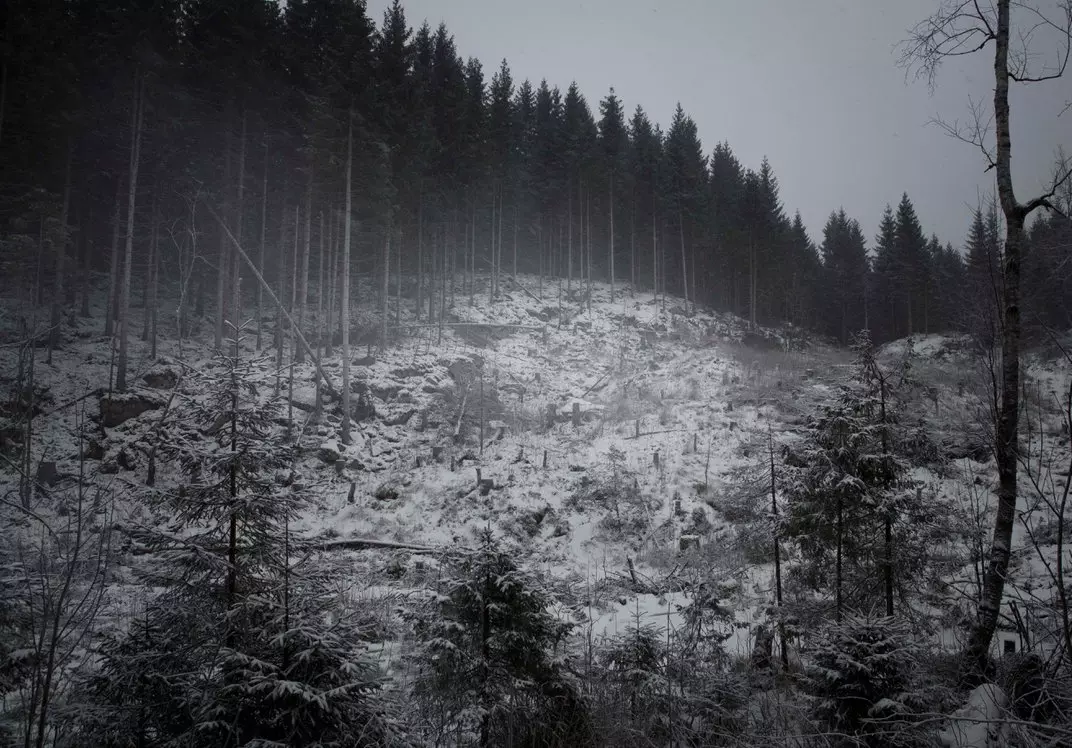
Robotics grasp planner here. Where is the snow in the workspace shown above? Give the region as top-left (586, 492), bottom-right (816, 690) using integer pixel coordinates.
top-left (7, 272), bottom-right (1072, 737)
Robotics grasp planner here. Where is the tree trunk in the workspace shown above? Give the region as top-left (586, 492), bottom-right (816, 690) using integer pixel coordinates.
top-left (341, 111), bottom-right (353, 446)
top-left (836, 494), bottom-right (843, 624)
top-left (652, 196), bottom-right (658, 305)
top-left (116, 72), bottom-right (144, 393)
top-left (325, 205), bottom-right (335, 358)
top-left (256, 142), bottom-right (269, 350)
top-left (141, 187), bottom-right (155, 343)
top-left (296, 171), bottom-right (312, 363)
top-left (396, 226), bottom-right (403, 326)
top-left (417, 191), bottom-right (423, 320)
top-left (274, 192), bottom-right (287, 397)
top-left (609, 175), bottom-right (615, 303)
top-left (105, 182), bottom-right (122, 337)
top-left (964, 0), bottom-right (1038, 672)
top-left (568, 184), bottom-right (573, 294)
top-left (48, 142), bottom-right (72, 358)
top-left (290, 205), bottom-right (299, 367)
top-left (316, 211), bottom-right (325, 415)
top-left (232, 110), bottom-right (246, 334)
top-left (381, 219), bottom-right (390, 348)
top-left (215, 125), bottom-right (232, 351)
top-left (770, 427), bottom-right (787, 668)
top-left (679, 208), bottom-right (688, 313)
top-left (149, 206), bottom-right (159, 359)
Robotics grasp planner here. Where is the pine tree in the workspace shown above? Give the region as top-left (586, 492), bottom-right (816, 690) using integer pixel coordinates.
top-left (820, 208), bottom-right (869, 344)
top-left (409, 531), bottom-right (589, 747)
top-left (74, 323), bottom-right (396, 746)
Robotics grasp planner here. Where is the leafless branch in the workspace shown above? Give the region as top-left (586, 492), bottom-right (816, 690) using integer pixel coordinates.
top-left (928, 98), bottom-right (998, 171)
top-left (899, 0), bottom-right (997, 88)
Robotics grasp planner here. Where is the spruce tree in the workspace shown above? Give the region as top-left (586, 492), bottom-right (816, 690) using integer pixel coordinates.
top-left (74, 323), bottom-right (396, 746)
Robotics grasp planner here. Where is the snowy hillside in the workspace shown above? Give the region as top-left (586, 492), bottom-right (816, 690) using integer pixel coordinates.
top-left (4, 273), bottom-right (1072, 745)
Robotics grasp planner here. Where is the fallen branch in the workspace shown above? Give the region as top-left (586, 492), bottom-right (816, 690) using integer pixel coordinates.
top-left (388, 322), bottom-right (545, 332)
top-left (579, 370), bottom-right (611, 399)
top-left (508, 275), bottom-right (542, 304)
top-left (454, 380), bottom-right (472, 439)
top-left (43, 387), bottom-right (105, 417)
top-left (626, 428), bottom-right (687, 440)
top-left (202, 199), bottom-right (339, 401)
top-left (316, 537), bottom-right (440, 554)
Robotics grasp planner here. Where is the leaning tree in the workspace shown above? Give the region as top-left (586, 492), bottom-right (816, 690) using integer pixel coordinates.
top-left (899, 0), bottom-right (1072, 673)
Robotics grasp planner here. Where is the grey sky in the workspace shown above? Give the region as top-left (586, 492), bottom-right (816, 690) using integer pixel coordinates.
top-left (367, 0), bottom-right (1071, 250)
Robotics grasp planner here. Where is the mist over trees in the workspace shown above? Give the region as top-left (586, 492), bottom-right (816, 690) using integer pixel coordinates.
top-left (5, 0), bottom-right (1069, 353)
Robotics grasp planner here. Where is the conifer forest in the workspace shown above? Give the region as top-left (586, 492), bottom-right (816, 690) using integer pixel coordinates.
top-left (2, 0), bottom-right (1072, 745)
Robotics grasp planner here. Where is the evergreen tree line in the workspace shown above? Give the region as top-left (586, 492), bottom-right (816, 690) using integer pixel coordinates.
top-left (3, 0), bottom-right (1071, 358)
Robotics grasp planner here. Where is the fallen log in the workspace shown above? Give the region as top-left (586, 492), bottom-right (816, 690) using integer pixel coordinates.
top-left (203, 200), bottom-right (339, 402)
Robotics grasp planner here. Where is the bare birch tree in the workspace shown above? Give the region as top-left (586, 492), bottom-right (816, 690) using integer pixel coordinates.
top-left (900, 0), bottom-right (1072, 672)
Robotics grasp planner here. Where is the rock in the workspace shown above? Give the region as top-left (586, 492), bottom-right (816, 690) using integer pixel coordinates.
top-left (383, 408), bottom-right (417, 427)
top-left (142, 365), bottom-right (179, 389)
top-left (679, 534), bottom-right (701, 552)
top-left (391, 366), bottom-right (423, 379)
top-left (99, 390), bottom-right (162, 427)
top-left (937, 684), bottom-right (1009, 748)
top-left (371, 383), bottom-right (402, 401)
top-left (116, 449), bottom-right (136, 471)
top-left (750, 624), bottom-right (774, 671)
top-left (36, 461), bottom-right (60, 488)
top-left (373, 482), bottom-right (400, 501)
top-left (318, 440), bottom-right (341, 463)
top-left (99, 459), bottom-right (118, 475)
top-left (85, 439), bottom-right (105, 460)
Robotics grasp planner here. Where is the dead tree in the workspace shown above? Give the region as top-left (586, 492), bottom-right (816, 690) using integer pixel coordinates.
top-left (900, 0), bottom-right (1072, 673)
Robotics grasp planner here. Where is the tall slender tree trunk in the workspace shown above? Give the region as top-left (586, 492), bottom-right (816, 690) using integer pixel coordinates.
top-left (769, 427), bottom-right (787, 668)
top-left (679, 208), bottom-right (688, 313)
top-left (79, 208), bottom-right (91, 318)
top-left (256, 142), bottom-right (269, 350)
top-left (396, 226), bottom-right (403, 326)
top-left (586, 189), bottom-right (592, 312)
top-left (488, 185), bottom-right (496, 305)
top-left (630, 191), bottom-right (636, 294)
top-left (568, 184), bottom-right (573, 294)
top-left (416, 190), bottom-right (423, 320)
top-left (381, 219), bottom-right (390, 348)
top-left (316, 211), bottom-right (325, 414)
top-left (512, 202), bottom-right (518, 282)
top-left (149, 205), bottom-right (159, 359)
top-left (340, 111), bottom-right (353, 446)
top-left (232, 110), bottom-right (246, 333)
top-left (290, 206), bottom-right (299, 365)
top-left (296, 169), bottom-right (312, 363)
top-left (274, 191), bottom-right (287, 397)
top-left (608, 175), bottom-right (615, 303)
top-left (141, 187), bottom-right (156, 342)
top-left (116, 72), bottom-right (144, 393)
top-left (325, 204), bottom-right (335, 358)
top-left (215, 125), bottom-right (233, 351)
top-left (652, 196), bottom-right (658, 305)
top-left (105, 183), bottom-right (122, 337)
top-left (964, 0), bottom-right (1040, 672)
top-left (836, 495), bottom-right (843, 624)
top-left (48, 141), bottom-right (72, 358)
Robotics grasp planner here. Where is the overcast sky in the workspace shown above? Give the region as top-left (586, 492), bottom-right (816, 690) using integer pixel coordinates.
top-left (366, 0), bottom-right (1071, 250)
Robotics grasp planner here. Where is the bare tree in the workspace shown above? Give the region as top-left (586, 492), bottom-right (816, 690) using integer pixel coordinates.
top-left (900, 0), bottom-right (1072, 672)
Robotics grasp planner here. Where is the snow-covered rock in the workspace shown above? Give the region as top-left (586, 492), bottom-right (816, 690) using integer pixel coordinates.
top-left (937, 684), bottom-right (1010, 748)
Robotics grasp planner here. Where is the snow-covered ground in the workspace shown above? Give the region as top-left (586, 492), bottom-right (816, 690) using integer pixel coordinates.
top-left (3, 272), bottom-right (1071, 673)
